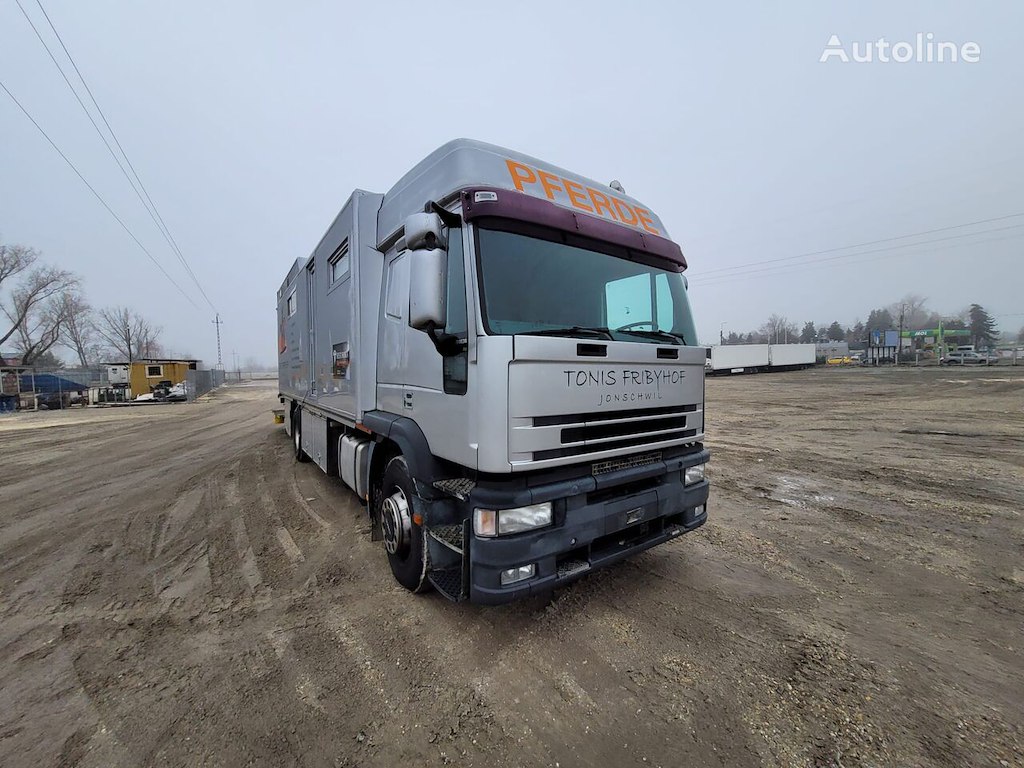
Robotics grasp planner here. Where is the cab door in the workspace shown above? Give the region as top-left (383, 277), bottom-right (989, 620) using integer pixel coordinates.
top-left (402, 222), bottom-right (475, 470)
top-left (377, 250), bottom-right (410, 414)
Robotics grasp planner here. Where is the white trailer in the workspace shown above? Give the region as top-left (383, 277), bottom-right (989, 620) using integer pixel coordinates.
top-left (706, 344), bottom-right (770, 374)
top-left (768, 343), bottom-right (816, 370)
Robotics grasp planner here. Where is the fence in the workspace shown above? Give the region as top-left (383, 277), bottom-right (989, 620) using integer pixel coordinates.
top-left (186, 368), bottom-right (226, 401)
top-left (1, 366), bottom-right (106, 412)
top-left (223, 370), bottom-right (277, 383)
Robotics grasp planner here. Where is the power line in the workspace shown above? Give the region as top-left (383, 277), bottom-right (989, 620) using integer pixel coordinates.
top-left (0, 77), bottom-right (200, 309)
top-left (693, 230), bottom-right (1024, 289)
top-left (689, 212), bottom-right (1024, 278)
top-left (32, 0), bottom-right (210, 306)
top-left (691, 228), bottom-right (1024, 289)
top-left (15, 0), bottom-right (216, 312)
top-left (689, 223), bottom-right (1024, 286)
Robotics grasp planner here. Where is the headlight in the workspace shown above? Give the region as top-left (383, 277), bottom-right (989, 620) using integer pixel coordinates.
top-left (473, 502), bottom-right (553, 537)
top-left (684, 463), bottom-right (706, 486)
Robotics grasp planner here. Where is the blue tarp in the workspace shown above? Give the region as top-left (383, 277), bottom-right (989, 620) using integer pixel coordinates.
top-left (18, 373), bottom-right (88, 393)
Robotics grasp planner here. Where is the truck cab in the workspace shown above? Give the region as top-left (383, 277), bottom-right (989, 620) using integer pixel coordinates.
top-left (278, 140), bottom-right (709, 604)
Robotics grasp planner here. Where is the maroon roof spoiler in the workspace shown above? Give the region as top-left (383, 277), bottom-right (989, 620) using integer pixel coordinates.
top-left (460, 187), bottom-right (687, 271)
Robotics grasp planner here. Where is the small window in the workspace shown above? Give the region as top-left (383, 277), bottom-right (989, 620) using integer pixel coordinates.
top-left (445, 229), bottom-right (467, 337)
top-left (385, 253), bottom-right (407, 319)
top-left (329, 240), bottom-right (350, 283)
top-left (287, 291), bottom-right (297, 317)
top-left (146, 365), bottom-right (163, 377)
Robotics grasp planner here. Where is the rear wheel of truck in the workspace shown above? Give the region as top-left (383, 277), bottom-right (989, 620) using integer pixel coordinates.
top-left (379, 455), bottom-right (430, 593)
top-left (292, 409), bottom-right (310, 463)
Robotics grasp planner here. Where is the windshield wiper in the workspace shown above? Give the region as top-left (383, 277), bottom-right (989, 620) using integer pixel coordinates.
top-left (519, 326), bottom-right (615, 340)
top-left (615, 328), bottom-right (686, 345)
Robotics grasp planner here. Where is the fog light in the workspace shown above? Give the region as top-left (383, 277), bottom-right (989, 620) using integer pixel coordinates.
top-left (684, 463), bottom-right (706, 486)
top-left (694, 504), bottom-right (706, 516)
top-left (500, 563), bottom-right (536, 585)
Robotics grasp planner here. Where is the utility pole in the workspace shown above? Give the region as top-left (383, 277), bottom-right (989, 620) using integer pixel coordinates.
top-left (897, 304), bottom-right (905, 367)
top-left (212, 314), bottom-right (224, 369)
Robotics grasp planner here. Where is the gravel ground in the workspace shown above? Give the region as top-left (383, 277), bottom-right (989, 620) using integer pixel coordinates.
top-left (0, 369), bottom-right (1021, 768)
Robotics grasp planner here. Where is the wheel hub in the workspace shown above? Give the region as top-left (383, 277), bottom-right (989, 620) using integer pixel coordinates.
top-left (381, 488), bottom-right (412, 556)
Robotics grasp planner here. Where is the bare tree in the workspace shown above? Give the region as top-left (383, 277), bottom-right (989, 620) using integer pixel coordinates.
top-left (57, 291), bottom-right (97, 366)
top-left (1, 264), bottom-right (78, 364)
top-left (888, 294), bottom-right (931, 330)
top-left (94, 306), bottom-right (162, 362)
top-left (0, 241), bottom-right (39, 287)
top-left (1, 259), bottom-right (77, 352)
top-left (7, 296), bottom-right (65, 364)
top-left (759, 314), bottom-right (798, 344)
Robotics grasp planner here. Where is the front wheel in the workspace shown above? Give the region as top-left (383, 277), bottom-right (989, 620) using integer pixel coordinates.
top-left (378, 455), bottom-right (430, 593)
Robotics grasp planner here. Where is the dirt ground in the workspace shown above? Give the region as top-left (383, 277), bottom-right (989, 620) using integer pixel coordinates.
top-left (1, 369), bottom-right (1022, 768)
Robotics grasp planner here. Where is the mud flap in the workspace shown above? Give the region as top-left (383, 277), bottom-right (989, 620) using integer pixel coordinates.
top-left (425, 522), bottom-right (468, 601)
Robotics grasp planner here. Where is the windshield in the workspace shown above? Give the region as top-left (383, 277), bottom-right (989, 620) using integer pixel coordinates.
top-left (476, 226), bottom-right (697, 344)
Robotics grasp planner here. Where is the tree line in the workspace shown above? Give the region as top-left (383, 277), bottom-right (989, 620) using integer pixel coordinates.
top-left (1, 237), bottom-right (165, 368)
top-left (722, 294), bottom-right (1019, 348)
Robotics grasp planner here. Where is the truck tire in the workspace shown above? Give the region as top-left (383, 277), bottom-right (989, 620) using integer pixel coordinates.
top-left (293, 409), bottom-right (310, 463)
top-left (379, 455), bottom-right (430, 593)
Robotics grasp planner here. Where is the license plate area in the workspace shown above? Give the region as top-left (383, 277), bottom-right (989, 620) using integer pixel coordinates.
top-left (605, 490), bottom-right (659, 534)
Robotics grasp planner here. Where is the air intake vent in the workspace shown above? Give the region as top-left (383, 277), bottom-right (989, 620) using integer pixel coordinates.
top-left (592, 451), bottom-right (663, 475)
top-left (576, 343), bottom-right (607, 357)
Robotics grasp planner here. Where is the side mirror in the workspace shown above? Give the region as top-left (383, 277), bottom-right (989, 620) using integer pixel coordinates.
top-left (404, 212), bottom-right (447, 251)
top-left (409, 248), bottom-right (447, 330)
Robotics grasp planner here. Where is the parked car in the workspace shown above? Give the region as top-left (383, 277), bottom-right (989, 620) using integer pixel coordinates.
top-left (939, 351), bottom-right (987, 366)
top-left (826, 356), bottom-right (854, 365)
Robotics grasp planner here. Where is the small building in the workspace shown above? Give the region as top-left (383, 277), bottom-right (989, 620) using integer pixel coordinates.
top-left (104, 359), bottom-right (200, 398)
top-left (901, 327), bottom-right (971, 356)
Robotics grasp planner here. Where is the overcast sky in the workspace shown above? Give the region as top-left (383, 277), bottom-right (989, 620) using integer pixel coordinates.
top-left (2, 1), bottom-right (1022, 364)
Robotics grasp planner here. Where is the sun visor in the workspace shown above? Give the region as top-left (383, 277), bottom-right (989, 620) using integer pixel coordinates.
top-left (461, 187), bottom-right (687, 272)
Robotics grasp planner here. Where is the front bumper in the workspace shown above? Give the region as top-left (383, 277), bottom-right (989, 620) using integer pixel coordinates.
top-left (465, 453), bottom-right (710, 605)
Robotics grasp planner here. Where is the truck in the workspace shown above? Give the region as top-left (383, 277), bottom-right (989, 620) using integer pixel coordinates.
top-left (768, 343), bottom-right (816, 370)
top-left (277, 139), bottom-right (710, 604)
top-left (706, 344), bottom-right (771, 374)
top-left (706, 343), bottom-right (816, 375)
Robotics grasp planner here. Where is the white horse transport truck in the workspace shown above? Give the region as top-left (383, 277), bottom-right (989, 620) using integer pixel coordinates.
top-left (277, 139), bottom-right (710, 604)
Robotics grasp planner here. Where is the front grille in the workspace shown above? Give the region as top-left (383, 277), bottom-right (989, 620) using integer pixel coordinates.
top-left (533, 428), bottom-right (697, 461)
top-left (533, 403), bottom-right (696, 427)
top-left (562, 415), bottom-right (688, 443)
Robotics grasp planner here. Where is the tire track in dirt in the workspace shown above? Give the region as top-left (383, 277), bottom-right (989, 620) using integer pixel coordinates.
top-left (4, 374), bottom-right (1023, 767)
